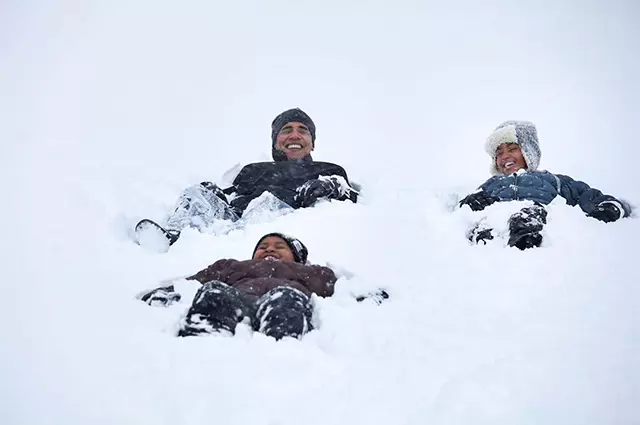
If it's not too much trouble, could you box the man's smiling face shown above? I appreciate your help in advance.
[274,121,314,160]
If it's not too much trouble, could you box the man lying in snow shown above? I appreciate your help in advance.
[135,108,359,251]
[458,120,632,250]
[140,233,388,340]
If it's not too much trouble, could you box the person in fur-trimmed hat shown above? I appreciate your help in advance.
[459,120,632,250]
[133,107,358,252]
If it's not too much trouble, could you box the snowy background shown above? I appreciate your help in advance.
[2,0,640,424]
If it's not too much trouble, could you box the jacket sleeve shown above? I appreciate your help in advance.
[555,174,631,216]
[457,177,495,206]
[286,263,337,297]
[186,259,236,284]
[477,176,499,193]
[307,265,338,297]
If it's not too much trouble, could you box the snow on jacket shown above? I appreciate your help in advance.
[478,169,631,216]
[225,160,358,215]
[187,258,337,301]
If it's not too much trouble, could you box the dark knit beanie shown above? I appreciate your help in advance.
[271,108,316,148]
[252,232,309,264]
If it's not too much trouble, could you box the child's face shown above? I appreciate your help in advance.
[496,143,527,174]
[253,236,295,262]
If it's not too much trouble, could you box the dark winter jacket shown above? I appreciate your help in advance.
[225,160,358,215]
[478,169,631,216]
[187,258,337,301]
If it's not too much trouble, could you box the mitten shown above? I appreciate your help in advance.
[459,191,499,212]
[295,178,340,207]
[140,285,182,307]
[356,290,390,305]
[587,202,622,223]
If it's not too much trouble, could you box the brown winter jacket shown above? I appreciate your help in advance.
[187,258,337,300]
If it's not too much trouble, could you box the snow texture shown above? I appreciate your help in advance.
[165,183,238,232]
[2,1,640,425]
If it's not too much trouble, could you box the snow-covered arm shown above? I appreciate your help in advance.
[136,278,201,307]
[295,175,359,207]
[319,175,359,203]
[325,263,390,305]
[555,174,631,217]
[356,289,390,305]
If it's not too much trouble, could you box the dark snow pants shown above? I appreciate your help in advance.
[165,183,239,232]
[178,281,314,340]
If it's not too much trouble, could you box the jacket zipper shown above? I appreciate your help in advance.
[513,173,518,200]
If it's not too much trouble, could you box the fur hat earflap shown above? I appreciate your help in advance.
[485,121,541,175]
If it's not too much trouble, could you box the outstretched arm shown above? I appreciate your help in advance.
[186,259,235,284]
[458,177,502,211]
[556,174,631,220]
[138,260,234,307]
[356,289,390,305]
[139,284,182,306]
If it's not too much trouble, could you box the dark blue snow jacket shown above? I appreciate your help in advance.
[478,170,631,216]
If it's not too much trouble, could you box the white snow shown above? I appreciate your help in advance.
[2,1,639,424]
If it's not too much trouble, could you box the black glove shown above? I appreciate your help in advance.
[295,177,342,208]
[356,290,390,305]
[587,202,621,223]
[459,191,500,212]
[139,285,181,307]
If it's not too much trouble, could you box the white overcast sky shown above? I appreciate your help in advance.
[2,0,639,195]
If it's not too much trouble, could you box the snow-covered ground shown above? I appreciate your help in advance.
[2,1,639,424]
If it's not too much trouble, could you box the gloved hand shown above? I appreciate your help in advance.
[587,202,621,223]
[356,290,390,305]
[139,285,181,307]
[459,191,500,212]
[295,177,343,208]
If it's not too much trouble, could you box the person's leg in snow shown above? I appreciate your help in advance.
[134,219,181,252]
[254,287,314,340]
[178,281,254,337]
[507,204,548,250]
[135,182,238,250]
[164,182,238,233]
